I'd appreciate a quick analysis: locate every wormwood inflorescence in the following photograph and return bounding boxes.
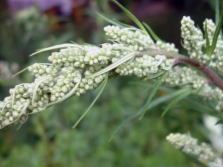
[166,133,221,165]
[1,14,223,131]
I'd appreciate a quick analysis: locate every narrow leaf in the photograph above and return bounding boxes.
[139,73,166,120]
[143,22,161,41]
[111,0,148,34]
[216,0,220,24]
[30,44,76,56]
[184,154,209,167]
[143,70,165,81]
[97,13,128,28]
[209,0,223,55]
[12,66,29,77]
[87,52,135,78]
[215,119,223,125]
[109,88,191,141]
[46,77,82,107]
[161,90,192,117]
[32,77,48,106]
[204,21,211,52]
[72,74,108,128]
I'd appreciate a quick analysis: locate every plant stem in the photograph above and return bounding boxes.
[137,48,223,91]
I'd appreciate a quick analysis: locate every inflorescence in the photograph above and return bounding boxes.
[166,133,221,165]
[0,16,223,129]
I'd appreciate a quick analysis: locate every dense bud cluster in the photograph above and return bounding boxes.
[1,15,223,130]
[166,133,221,164]
[0,25,178,129]
[181,16,223,72]
[163,66,206,89]
[181,16,208,64]
[104,25,154,50]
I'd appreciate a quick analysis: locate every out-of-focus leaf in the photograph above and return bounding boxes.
[111,0,148,34]
[143,22,161,41]
[161,90,192,117]
[109,88,189,141]
[72,74,108,128]
[140,73,166,119]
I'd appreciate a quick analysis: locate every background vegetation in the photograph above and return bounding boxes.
[0,0,220,166]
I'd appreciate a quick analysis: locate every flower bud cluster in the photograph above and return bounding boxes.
[203,19,223,71]
[163,66,206,89]
[104,25,154,50]
[181,16,208,64]
[28,63,60,77]
[156,41,178,53]
[48,47,86,68]
[166,133,221,164]
[2,21,222,129]
[116,54,173,77]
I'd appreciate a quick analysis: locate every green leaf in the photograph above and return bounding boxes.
[139,73,166,120]
[143,70,166,81]
[46,77,82,108]
[184,98,214,115]
[161,89,192,117]
[111,0,148,34]
[109,88,191,141]
[204,21,211,53]
[215,119,223,125]
[30,44,76,56]
[32,77,48,106]
[97,13,134,29]
[12,66,30,77]
[215,0,220,25]
[72,74,108,129]
[184,154,209,167]
[209,0,223,56]
[87,52,135,78]
[143,22,161,41]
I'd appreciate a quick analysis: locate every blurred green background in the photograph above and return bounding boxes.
[0,0,219,166]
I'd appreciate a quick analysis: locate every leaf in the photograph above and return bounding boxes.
[109,88,191,141]
[12,66,30,77]
[72,74,108,129]
[209,0,223,55]
[215,119,223,125]
[97,13,131,29]
[139,72,166,120]
[30,44,76,56]
[183,98,213,115]
[87,52,135,78]
[215,0,220,25]
[161,89,192,117]
[204,21,211,53]
[111,0,148,34]
[184,153,209,167]
[46,77,82,107]
[32,77,48,106]
[143,70,166,81]
[143,22,161,41]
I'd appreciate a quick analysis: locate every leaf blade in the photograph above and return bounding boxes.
[109,88,191,141]
[139,73,167,120]
[161,89,192,117]
[72,74,108,129]
[111,0,148,34]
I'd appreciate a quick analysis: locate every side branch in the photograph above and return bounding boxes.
[138,49,223,91]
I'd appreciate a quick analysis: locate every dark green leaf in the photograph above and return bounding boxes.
[161,89,192,117]
[143,22,161,41]
[109,88,191,141]
[111,0,148,34]
[139,73,166,120]
[209,0,223,55]
[72,75,108,128]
